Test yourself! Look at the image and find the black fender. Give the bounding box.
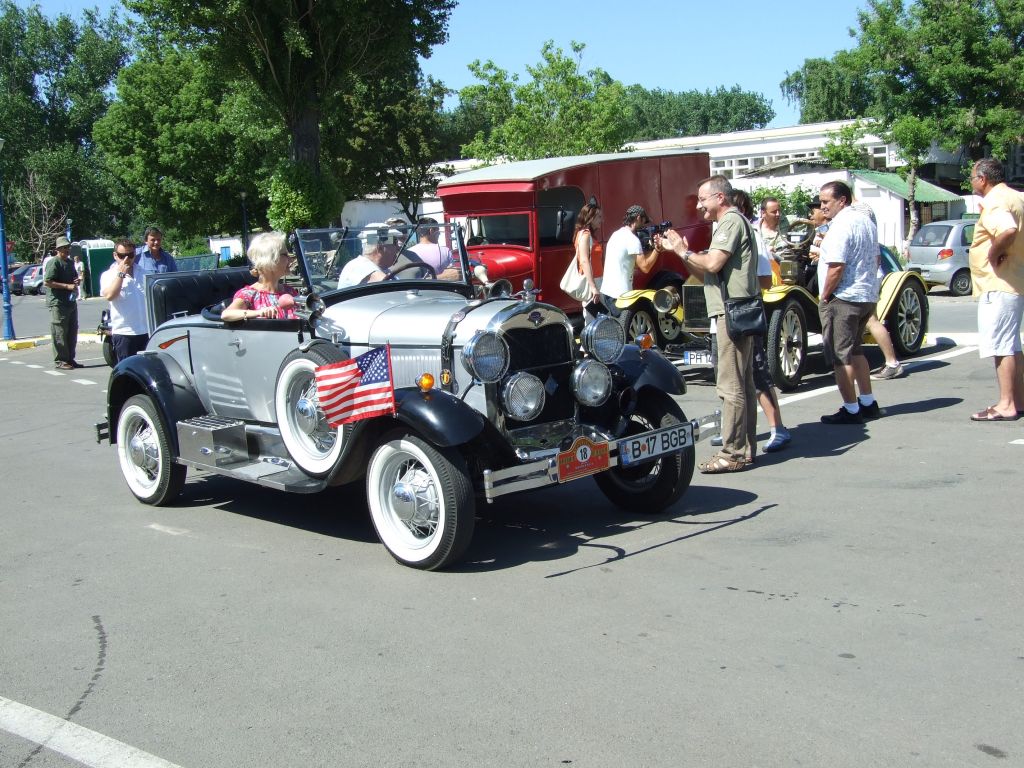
[611,345,687,397]
[393,387,486,448]
[105,352,205,452]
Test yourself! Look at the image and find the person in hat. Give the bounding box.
[43,235,82,369]
[337,223,403,288]
[598,204,659,318]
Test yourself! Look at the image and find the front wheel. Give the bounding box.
[887,280,928,356]
[275,346,353,478]
[367,432,475,570]
[116,394,186,505]
[595,391,694,513]
[767,299,808,391]
[620,303,658,344]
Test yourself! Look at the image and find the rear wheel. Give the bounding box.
[595,391,694,513]
[116,394,186,505]
[887,280,928,356]
[275,346,353,478]
[767,299,807,391]
[949,269,972,297]
[367,432,475,570]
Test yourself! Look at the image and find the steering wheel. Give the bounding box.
[385,262,437,280]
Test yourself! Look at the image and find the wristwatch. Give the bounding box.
[118,272,128,279]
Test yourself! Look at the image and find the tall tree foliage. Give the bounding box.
[460,41,631,162]
[94,49,283,236]
[127,0,454,228]
[622,84,775,141]
[0,1,129,257]
[780,54,873,124]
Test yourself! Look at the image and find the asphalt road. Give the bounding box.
[1,294,1021,768]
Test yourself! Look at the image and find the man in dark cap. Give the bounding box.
[598,204,659,317]
[42,235,81,369]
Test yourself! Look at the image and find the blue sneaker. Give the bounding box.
[763,429,791,453]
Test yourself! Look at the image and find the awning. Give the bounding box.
[853,170,962,203]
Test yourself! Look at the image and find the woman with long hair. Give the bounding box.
[573,200,602,315]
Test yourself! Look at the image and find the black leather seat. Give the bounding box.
[149,268,253,327]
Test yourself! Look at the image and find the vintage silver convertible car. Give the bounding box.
[96,223,719,570]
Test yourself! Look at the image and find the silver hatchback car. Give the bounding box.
[906,219,975,296]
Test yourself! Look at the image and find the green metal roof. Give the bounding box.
[437,149,700,186]
[853,170,962,203]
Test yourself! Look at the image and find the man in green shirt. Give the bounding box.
[661,175,758,472]
[43,236,81,370]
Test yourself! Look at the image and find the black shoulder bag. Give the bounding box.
[720,213,766,342]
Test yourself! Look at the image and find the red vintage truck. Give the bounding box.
[436,150,712,344]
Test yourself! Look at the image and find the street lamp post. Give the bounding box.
[240,191,249,254]
[0,137,16,341]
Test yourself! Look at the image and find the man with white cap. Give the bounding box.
[337,223,402,288]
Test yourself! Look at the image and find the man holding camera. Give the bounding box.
[100,239,149,363]
[43,236,81,370]
[599,205,660,318]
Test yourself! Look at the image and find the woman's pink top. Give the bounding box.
[232,284,299,319]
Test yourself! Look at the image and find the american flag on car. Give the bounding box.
[314,345,396,426]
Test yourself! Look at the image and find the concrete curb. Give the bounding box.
[1,334,102,352]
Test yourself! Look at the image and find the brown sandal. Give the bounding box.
[698,454,746,474]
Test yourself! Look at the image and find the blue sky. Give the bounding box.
[28,0,868,128]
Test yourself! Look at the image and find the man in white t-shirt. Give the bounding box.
[598,205,659,317]
[99,238,149,362]
[338,224,401,288]
[817,180,882,424]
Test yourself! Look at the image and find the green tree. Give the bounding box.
[460,41,630,162]
[0,2,130,255]
[94,48,283,237]
[749,185,816,221]
[127,0,454,225]
[780,53,873,124]
[820,121,871,169]
[621,85,774,141]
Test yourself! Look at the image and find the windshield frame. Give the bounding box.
[292,222,476,303]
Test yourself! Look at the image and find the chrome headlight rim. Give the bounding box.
[581,315,626,364]
[461,330,509,383]
[572,359,613,407]
[501,371,546,422]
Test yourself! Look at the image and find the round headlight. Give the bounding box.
[572,359,612,407]
[461,331,509,383]
[581,315,625,364]
[501,372,545,421]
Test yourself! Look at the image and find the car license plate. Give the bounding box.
[617,423,694,466]
[556,436,610,482]
[682,350,711,365]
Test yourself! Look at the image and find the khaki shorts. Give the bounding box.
[820,298,874,366]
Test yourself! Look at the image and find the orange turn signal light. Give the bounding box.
[636,333,655,350]
[937,248,954,260]
[417,373,435,392]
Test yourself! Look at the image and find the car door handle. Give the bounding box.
[228,338,243,349]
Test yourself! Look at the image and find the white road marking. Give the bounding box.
[27,364,43,369]
[73,378,97,386]
[0,695,185,768]
[147,523,190,536]
[1011,439,1024,446]
[10,360,24,365]
[44,370,64,376]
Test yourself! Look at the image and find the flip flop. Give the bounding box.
[699,454,747,474]
[970,407,1020,422]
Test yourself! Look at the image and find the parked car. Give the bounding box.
[906,219,975,296]
[649,244,929,391]
[23,265,46,295]
[96,223,720,571]
[8,264,34,295]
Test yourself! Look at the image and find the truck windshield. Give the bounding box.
[466,214,530,247]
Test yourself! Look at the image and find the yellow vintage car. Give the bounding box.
[617,243,929,391]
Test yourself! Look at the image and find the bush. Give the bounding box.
[267,162,341,231]
[749,184,817,220]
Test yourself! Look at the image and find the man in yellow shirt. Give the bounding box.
[968,158,1024,421]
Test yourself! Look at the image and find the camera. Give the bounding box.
[637,220,673,252]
